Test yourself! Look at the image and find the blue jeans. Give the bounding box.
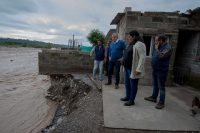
[152,70,168,104]
[108,60,121,85]
[125,68,139,102]
[93,60,104,80]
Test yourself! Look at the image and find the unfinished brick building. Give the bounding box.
[110,7,200,86]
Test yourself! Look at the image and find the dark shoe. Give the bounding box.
[105,82,111,85]
[155,102,165,109]
[115,84,119,89]
[124,101,135,106]
[120,97,129,101]
[144,96,157,103]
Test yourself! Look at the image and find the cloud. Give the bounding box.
[0,0,38,15]
[0,0,199,44]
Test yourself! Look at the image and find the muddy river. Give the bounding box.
[0,47,57,133]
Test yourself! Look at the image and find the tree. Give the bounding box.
[87,29,105,46]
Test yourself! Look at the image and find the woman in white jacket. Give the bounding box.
[121,30,146,106]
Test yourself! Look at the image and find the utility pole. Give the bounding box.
[72,34,75,49]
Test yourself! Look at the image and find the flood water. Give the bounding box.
[0,47,57,133]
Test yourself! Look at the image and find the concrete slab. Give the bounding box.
[103,84,200,131]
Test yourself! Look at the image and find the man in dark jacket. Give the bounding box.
[144,35,172,109]
[90,40,105,81]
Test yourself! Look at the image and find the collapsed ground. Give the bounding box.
[43,74,104,133]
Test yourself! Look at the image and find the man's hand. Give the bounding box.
[135,71,141,75]
[155,43,160,49]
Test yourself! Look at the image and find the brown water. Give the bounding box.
[0,47,57,133]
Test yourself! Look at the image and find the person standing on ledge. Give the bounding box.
[121,30,146,106]
[144,35,172,109]
[105,33,126,89]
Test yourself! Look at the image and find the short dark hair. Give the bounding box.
[129,30,139,38]
[129,30,143,42]
[157,34,167,42]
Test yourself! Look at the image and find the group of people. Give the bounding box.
[90,30,172,109]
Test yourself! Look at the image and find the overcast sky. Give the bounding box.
[0,0,199,45]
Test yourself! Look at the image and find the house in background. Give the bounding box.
[109,7,200,87]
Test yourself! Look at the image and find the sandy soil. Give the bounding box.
[0,47,57,133]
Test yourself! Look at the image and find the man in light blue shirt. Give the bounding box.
[105,33,126,89]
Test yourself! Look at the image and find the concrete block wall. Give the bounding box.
[175,31,200,75]
[39,49,93,75]
[117,16,126,40]
[125,11,196,32]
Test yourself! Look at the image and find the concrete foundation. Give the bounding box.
[102,84,200,132]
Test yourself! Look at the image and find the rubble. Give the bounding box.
[43,74,93,133]
[46,74,92,115]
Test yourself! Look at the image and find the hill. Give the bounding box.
[0,38,68,49]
